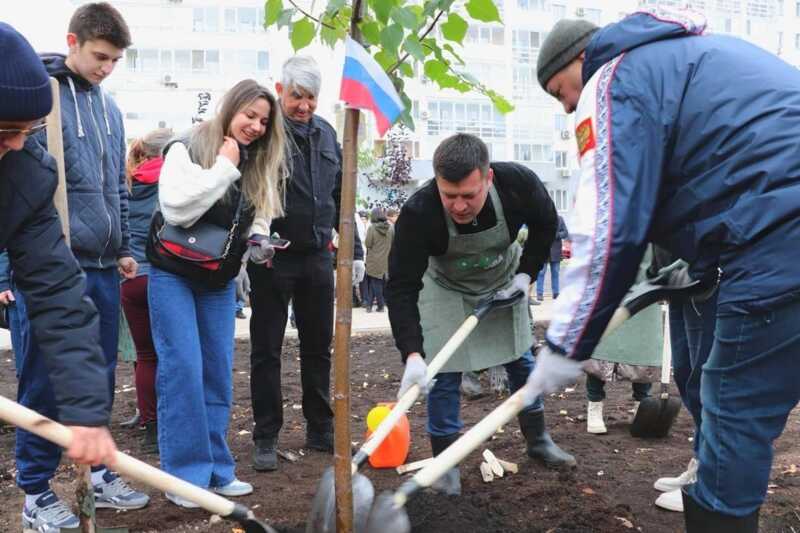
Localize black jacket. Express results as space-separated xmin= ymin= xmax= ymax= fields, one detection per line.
xmin=548 ymin=216 xmax=569 ymax=263
xmin=0 ymin=138 xmax=109 ymax=426
xmin=272 ymin=116 xmax=363 ymax=259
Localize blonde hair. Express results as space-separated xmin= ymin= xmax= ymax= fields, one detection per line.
xmin=188 ymin=79 xmax=289 ymax=219
xmin=126 ymin=127 xmax=173 ymax=189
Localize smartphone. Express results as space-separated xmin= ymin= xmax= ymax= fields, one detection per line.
xmin=248 ymin=237 xmax=291 ymax=250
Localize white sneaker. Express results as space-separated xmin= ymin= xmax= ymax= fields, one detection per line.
xmin=165 ymin=492 xmax=200 ymax=509
xmin=655 ymin=488 xmax=684 ymax=512
xmin=587 ymin=401 xmax=607 ymax=434
xmin=654 ymin=457 xmax=698 ymax=492
xmin=213 ymin=478 xmax=253 ymax=497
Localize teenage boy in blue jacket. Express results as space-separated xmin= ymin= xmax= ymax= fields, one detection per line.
xmin=8 ymin=3 xmax=149 ymax=526
xmin=523 ymin=8 xmax=800 ymax=532
xmin=0 ymin=22 xmax=125 ymax=533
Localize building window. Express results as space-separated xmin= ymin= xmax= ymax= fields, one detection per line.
xmin=224 ymin=8 xmax=237 ymax=32
xmin=141 ymin=49 xmax=158 ymax=72
xmin=555 ymin=151 xmax=568 ymax=169
xmin=161 ymin=50 xmax=173 ymax=72
xmin=193 ymin=7 xmax=219 ymax=32
xmin=125 ymin=49 xmax=138 ymax=71
xmin=175 ymin=50 xmax=191 ymax=72
xmin=551 ymin=3 xmax=566 ymax=19
xmin=796 ymin=33 xmax=800 ymax=48
xmin=554 ymin=114 xmax=567 ymax=132
xmin=513 ymin=143 xmax=552 ymax=162
xmin=257 ymin=51 xmax=269 ymax=71
xmin=583 ymin=8 xmax=602 ymax=24
xmin=512 ymin=30 xmax=541 ymax=64
xmin=238 ymin=7 xmax=258 ymax=32
xmin=426 ymin=100 xmax=506 ymax=138
xmin=517 ymin=0 xmax=545 ymax=9
xmin=796 ymin=0 xmax=800 ymax=16
xmin=465 ymin=25 xmax=504 ymax=45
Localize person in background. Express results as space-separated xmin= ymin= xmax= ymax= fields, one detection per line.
xmin=248 ymin=55 xmax=364 ymax=472
xmin=355 ymin=209 xmax=369 ymax=306
xmin=121 ymin=127 xmax=172 ymax=455
xmin=363 ymin=207 xmax=394 ymax=313
xmin=20 ymin=1 xmax=148 ymax=513
xmin=532 ymin=215 xmax=568 ymax=305
xmin=0 ymin=22 xmax=119 ymax=533
xmin=146 ymin=79 xmax=288 ymax=506
xmin=386 ymin=207 xmax=399 ymax=226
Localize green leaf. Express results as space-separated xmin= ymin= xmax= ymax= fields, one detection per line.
xmin=398 ymin=91 xmax=415 ymax=131
xmin=380 ymin=23 xmax=404 ymax=56
xmin=459 ymin=71 xmax=481 ymax=85
xmin=369 ymin=0 xmax=394 ymax=24
xmin=442 ymin=43 xmax=464 ymax=65
xmin=290 ymin=17 xmax=316 ymax=51
xmin=423 ymin=59 xmax=448 ymax=80
xmin=440 ymin=13 xmax=468 ymax=43
xmin=320 ymin=21 xmax=346 ymax=48
xmin=374 ymin=50 xmax=398 ymax=71
xmin=486 ymin=90 xmax=515 ymax=113
xmin=465 ymin=0 xmax=502 ymax=23
xmin=277 ymin=8 xmax=295 ymax=29
xmin=402 ymin=35 xmax=425 ymax=62
xmin=359 ymin=20 xmax=381 ymax=46
xmin=265 ymin=0 xmax=283 ymax=26
xmin=408 ymin=5 xmax=424 ymax=23
xmin=324 ymin=0 xmax=346 ymax=15
xmin=390 ymin=6 xmax=419 ymax=29
xmin=398 ymin=62 xmax=414 ymax=77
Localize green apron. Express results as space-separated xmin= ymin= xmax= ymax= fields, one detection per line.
xmin=419 ymin=186 xmax=533 ymax=373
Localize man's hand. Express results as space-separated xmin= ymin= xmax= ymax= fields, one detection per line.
xmin=520 ymin=347 xmax=583 ymax=405
xmin=0 ymin=290 xmax=14 ymax=306
xmin=495 ymin=273 xmax=531 ymax=301
xmin=117 ymin=257 xmax=138 ymax=280
xmin=248 ymin=234 xmax=275 ymax=265
xmin=66 ymin=426 xmax=118 ymax=467
xmin=352 ymin=260 xmax=366 ymax=285
xmin=398 ymin=353 xmax=430 ymax=399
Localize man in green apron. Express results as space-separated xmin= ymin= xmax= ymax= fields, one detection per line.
xmin=386 ymin=134 xmax=576 ymax=494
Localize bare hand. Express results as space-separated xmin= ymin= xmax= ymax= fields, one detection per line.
xmin=219 ymin=136 xmax=240 ymax=167
xmin=0 ymin=290 xmax=14 ymax=306
xmin=117 ymin=257 xmax=138 ymax=280
xmin=66 ymin=426 xmax=118 ymax=467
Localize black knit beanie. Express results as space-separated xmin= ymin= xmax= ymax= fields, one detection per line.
xmin=537 ymin=19 xmax=599 ymax=90
xmin=0 ymin=22 xmax=53 ymax=122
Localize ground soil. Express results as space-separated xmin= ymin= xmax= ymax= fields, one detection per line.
xmin=1 ymin=333 xmax=798 ymax=532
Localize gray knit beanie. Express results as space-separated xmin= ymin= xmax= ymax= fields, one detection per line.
xmin=537 ymin=19 xmax=599 ymax=90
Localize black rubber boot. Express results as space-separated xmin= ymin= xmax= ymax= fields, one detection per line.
xmin=141 ymin=421 xmax=158 ymax=455
xmin=430 ymin=433 xmax=461 ymax=496
xmin=682 ymin=489 xmax=759 ymax=533
xmin=253 ymin=437 xmax=278 ymax=471
xmin=305 ymin=427 xmax=334 ymax=453
xmin=518 ymin=409 xmax=576 ymax=469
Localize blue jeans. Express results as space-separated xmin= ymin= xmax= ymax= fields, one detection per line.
xmin=149 ymin=267 xmax=237 ymax=488
xmin=536 ymin=261 xmax=560 ymax=299
xmin=669 ymin=294 xmax=717 ymax=453
xmin=427 ymin=349 xmax=543 ymax=437
xmin=687 ymin=298 xmax=800 ymax=517
xmin=9 ymin=268 xmax=119 ymax=494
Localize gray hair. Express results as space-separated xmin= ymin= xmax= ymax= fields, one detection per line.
xmin=281 ymin=55 xmax=321 ymax=96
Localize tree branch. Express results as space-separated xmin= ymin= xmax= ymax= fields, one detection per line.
xmin=287 ymin=0 xmax=337 ymax=29
xmin=388 ymin=9 xmax=446 ymax=74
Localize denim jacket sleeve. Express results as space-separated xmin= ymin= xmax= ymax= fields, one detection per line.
xmin=0 ymin=251 xmax=10 ymax=292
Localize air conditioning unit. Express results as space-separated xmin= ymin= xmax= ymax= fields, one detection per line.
xmin=161 ymin=73 xmax=178 ymax=88
xmin=575 ymin=7 xmax=585 ymax=17
xmin=560 ymin=130 xmax=570 ymax=140
xmin=420 ymin=110 xmax=430 ymax=120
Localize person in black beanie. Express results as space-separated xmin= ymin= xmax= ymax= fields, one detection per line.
xmin=0 ymin=22 xmax=119 ymax=532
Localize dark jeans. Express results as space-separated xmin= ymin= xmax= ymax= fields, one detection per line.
xmin=121 ymin=275 xmax=157 ymax=424
xmin=687 ymin=298 xmax=800 ymax=516
xmin=10 ymin=268 xmax=119 ymax=494
xmin=669 ymin=294 xmax=717 ymax=453
xmin=248 ymin=249 xmax=335 ymax=440
xmin=363 ymin=275 xmax=385 ymax=309
xmin=585 ymin=373 xmax=651 ymax=402
xmin=426 ymin=349 xmax=543 ymax=437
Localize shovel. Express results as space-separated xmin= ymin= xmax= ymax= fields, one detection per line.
xmin=306 ymin=290 xmax=525 ymax=533
xmin=363 ymin=270 xmax=704 ymax=533
xmin=630 ymin=307 xmax=681 ymax=438
xmin=0 ymin=395 xmax=276 ymax=533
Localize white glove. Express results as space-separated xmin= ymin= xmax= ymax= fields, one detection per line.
xmin=352 ymin=259 xmax=366 ymax=284
xmin=248 ymin=234 xmax=276 ymax=265
xmin=398 ymin=354 xmax=430 ymax=399
xmin=235 ymin=265 xmax=250 ymax=301
xmin=495 ymin=273 xmax=531 ymax=301
xmin=521 ymin=347 xmax=583 ymax=406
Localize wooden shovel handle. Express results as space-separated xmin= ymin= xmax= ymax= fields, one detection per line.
xmin=0 ymin=395 xmax=237 ymax=517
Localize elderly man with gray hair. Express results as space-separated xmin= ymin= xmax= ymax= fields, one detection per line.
xmin=247 ymin=55 xmax=364 ymax=472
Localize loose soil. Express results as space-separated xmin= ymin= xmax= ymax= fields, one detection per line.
xmin=1 ymin=333 xmax=798 ymax=532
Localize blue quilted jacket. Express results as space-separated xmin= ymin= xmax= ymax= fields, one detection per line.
xmin=38 ymin=54 xmax=130 ymax=269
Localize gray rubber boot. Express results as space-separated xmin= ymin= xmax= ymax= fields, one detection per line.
xmin=429 ymin=433 xmax=461 ymax=496
xmin=518 ymin=409 xmax=577 ymax=469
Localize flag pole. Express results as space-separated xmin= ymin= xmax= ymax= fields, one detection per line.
xmin=333 ymin=1 xmax=364 ymax=532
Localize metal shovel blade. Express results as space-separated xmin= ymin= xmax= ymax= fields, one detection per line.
xmin=364 ymin=491 xmax=411 ymax=533
xmin=630 ymin=395 xmax=682 ymax=438
xmin=243 ymin=518 xmax=279 ymax=533
xmin=306 ymin=467 xmax=375 ymax=533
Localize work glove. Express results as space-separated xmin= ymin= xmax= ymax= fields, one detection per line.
xmin=520 ymin=346 xmax=583 ymax=406
xmin=398 ymin=354 xmax=430 ymax=399
xmin=235 ymin=265 xmax=250 ymax=302
xmin=352 ymin=259 xmax=366 ymax=285
xmin=653 ymin=260 xmax=719 ymax=303
xmin=495 ymin=273 xmax=531 ymax=301
xmin=248 ymin=234 xmax=276 ymax=265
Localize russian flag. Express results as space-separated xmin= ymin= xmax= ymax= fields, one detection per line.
xmin=340 ymin=36 xmax=405 ymax=137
